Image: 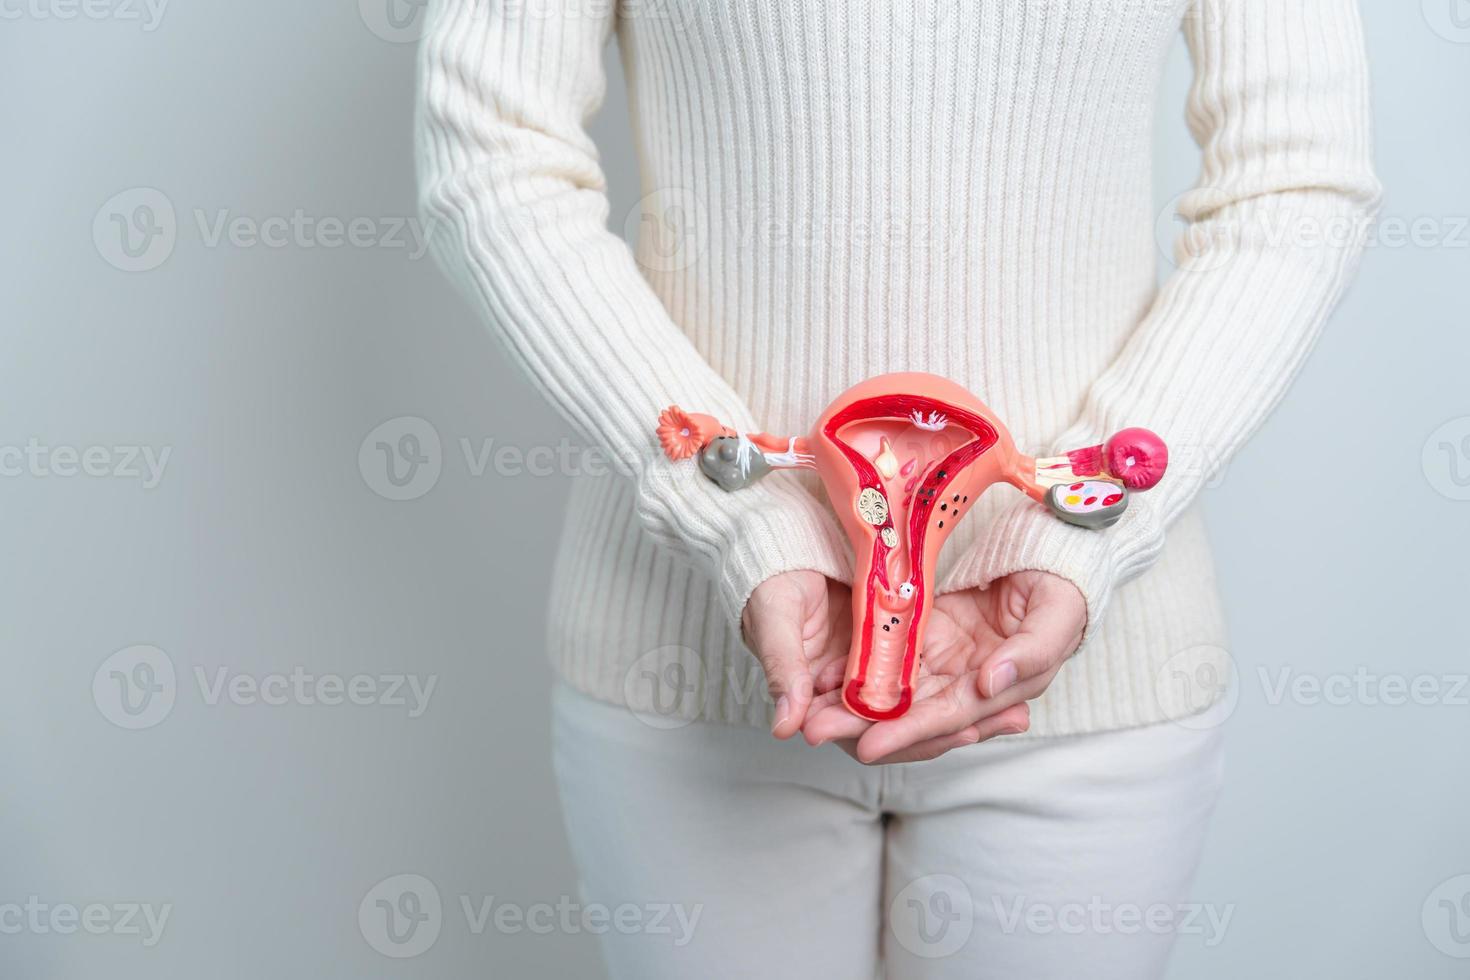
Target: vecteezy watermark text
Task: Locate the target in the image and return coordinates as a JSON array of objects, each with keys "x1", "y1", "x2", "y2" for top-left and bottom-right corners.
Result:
[
  {"x1": 358, "y1": 874, "x2": 702, "y2": 959},
  {"x1": 1259, "y1": 667, "x2": 1469, "y2": 708},
  {"x1": 93, "y1": 188, "x2": 436, "y2": 273},
  {"x1": 993, "y1": 896, "x2": 1234, "y2": 948},
  {"x1": 359, "y1": 416, "x2": 628, "y2": 501},
  {"x1": 460, "y1": 894, "x2": 701, "y2": 945},
  {"x1": 0, "y1": 0, "x2": 167, "y2": 30},
  {"x1": 0, "y1": 897, "x2": 171, "y2": 947},
  {"x1": 93, "y1": 645, "x2": 438, "y2": 730},
  {"x1": 194, "y1": 666, "x2": 436, "y2": 717},
  {"x1": 0, "y1": 439, "x2": 170, "y2": 488}
]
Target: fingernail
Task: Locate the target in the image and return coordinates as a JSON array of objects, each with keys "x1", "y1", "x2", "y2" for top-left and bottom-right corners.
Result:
[
  {"x1": 772, "y1": 695, "x2": 790, "y2": 734},
  {"x1": 988, "y1": 661, "x2": 1018, "y2": 696}
]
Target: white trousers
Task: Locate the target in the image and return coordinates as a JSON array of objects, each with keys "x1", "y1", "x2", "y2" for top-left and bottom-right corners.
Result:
[{"x1": 551, "y1": 682, "x2": 1227, "y2": 980}]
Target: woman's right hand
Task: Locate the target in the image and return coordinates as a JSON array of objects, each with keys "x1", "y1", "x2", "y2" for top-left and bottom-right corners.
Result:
[{"x1": 741, "y1": 571, "x2": 852, "y2": 740}]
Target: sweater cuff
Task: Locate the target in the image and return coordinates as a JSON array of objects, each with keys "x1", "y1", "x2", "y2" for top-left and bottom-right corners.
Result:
[
  {"x1": 939, "y1": 494, "x2": 1157, "y2": 646},
  {"x1": 714, "y1": 484, "x2": 854, "y2": 623}
]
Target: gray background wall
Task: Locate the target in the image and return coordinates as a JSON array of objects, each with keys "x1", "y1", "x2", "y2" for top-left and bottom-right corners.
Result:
[{"x1": 2, "y1": 3, "x2": 1467, "y2": 977}]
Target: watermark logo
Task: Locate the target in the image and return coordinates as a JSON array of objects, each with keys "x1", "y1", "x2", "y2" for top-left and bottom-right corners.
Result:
[
  {"x1": 359, "y1": 416, "x2": 443, "y2": 501},
  {"x1": 1422, "y1": 874, "x2": 1470, "y2": 958},
  {"x1": 625, "y1": 188, "x2": 708, "y2": 275},
  {"x1": 1153, "y1": 644, "x2": 1238, "y2": 730},
  {"x1": 1155, "y1": 187, "x2": 1237, "y2": 274},
  {"x1": 1423, "y1": 417, "x2": 1470, "y2": 501},
  {"x1": 1423, "y1": 0, "x2": 1470, "y2": 43},
  {"x1": 889, "y1": 874, "x2": 974, "y2": 959},
  {"x1": 622, "y1": 646, "x2": 709, "y2": 730},
  {"x1": 93, "y1": 188, "x2": 176, "y2": 273},
  {"x1": 92, "y1": 645, "x2": 176, "y2": 730},
  {"x1": 359, "y1": 874, "x2": 443, "y2": 958},
  {"x1": 359, "y1": 0, "x2": 430, "y2": 42}
]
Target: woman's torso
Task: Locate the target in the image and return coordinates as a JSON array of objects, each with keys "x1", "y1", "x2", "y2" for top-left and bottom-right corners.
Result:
[
  {"x1": 618, "y1": 0, "x2": 1191, "y2": 442},
  {"x1": 545, "y1": 0, "x2": 1230, "y2": 736}
]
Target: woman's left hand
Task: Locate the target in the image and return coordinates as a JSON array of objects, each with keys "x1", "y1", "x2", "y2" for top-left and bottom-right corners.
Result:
[{"x1": 800, "y1": 570, "x2": 1086, "y2": 764}]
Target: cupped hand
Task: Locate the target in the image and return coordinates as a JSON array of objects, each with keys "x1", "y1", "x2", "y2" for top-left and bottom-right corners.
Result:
[
  {"x1": 801, "y1": 570, "x2": 1086, "y2": 764},
  {"x1": 741, "y1": 571, "x2": 852, "y2": 739}
]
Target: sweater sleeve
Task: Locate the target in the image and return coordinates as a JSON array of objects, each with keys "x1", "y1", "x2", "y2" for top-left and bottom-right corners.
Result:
[
  {"x1": 415, "y1": 0, "x2": 852, "y2": 620},
  {"x1": 941, "y1": 0, "x2": 1382, "y2": 638}
]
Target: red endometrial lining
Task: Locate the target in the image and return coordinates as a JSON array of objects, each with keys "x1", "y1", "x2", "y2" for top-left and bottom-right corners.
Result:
[{"x1": 820, "y1": 395, "x2": 998, "y2": 721}]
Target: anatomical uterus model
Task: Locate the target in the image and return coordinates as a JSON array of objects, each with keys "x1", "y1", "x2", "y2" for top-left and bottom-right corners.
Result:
[{"x1": 656, "y1": 373, "x2": 1167, "y2": 721}]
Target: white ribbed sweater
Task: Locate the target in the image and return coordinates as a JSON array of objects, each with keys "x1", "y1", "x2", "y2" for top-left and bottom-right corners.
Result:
[{"x1": 416, "y1": 0, "x2": 1380, "y2": 735}]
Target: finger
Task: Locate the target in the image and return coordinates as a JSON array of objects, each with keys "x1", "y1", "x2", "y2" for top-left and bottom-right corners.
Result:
[
  {"x1": 745, "y1": 593, "x2": 816, "y2": 739},
  {"x1": 972, "y1": 701, "x2": 1031, "y2": 744},
  {"x1": 865, "y1": 703, "x2": 1032, "y2": 765},
  {"x1": 976, "y1": 593, "x2": 1083, "y2": 699},
  {"x1": 979, "y1": 701, "x2": 1031, "y2": 742},
  {"x1": 865, "y1": 726, "x2": 980, "y2": 765},
  {"x1": 802, "y1": 690, "x2": 872, "y2": 745},
  {"x1": 813, "y1": 656, "x2": 848, "y2": 695},
  {"x1": 853, "y1": 668, "x2": 1050, "y2": 763}
]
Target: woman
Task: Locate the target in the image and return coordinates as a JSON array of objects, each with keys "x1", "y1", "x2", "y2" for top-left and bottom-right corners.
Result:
[{"x1": 416, "y1": 1, "x2": 1378, "y2": 976}]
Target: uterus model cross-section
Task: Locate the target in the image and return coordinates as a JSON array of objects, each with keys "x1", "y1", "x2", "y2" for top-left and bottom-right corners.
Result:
[{"x1": 656, "y1": 373, "x2": 1168, "y2": 721}]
